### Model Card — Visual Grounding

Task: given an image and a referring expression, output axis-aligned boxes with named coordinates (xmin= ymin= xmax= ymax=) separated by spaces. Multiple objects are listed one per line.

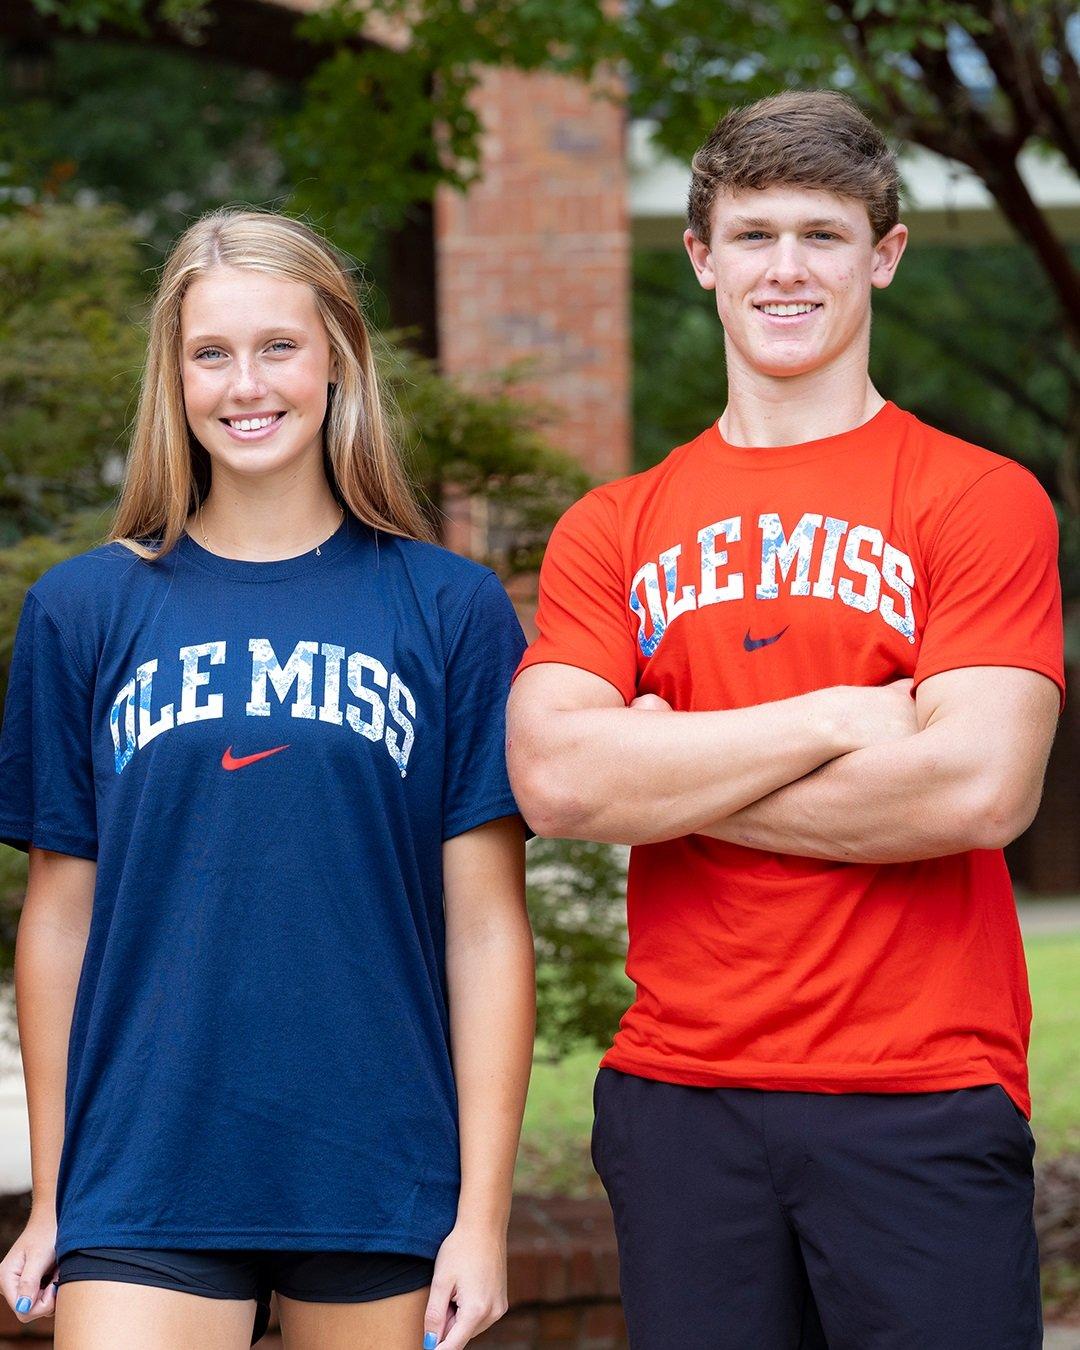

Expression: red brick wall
xmin=435 ymin=67 xmax=631 ymax=485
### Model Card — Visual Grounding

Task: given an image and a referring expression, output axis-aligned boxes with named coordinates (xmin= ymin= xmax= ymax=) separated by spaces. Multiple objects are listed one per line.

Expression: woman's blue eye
xmin=193 ymin=341 xmax=295 ymax=359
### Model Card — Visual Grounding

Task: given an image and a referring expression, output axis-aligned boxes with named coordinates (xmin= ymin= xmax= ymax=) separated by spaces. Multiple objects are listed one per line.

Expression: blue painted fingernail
xmin=16 ymin=1296 xmax=31 ymax=1313
xmin=423 ymin=1334 xmax=438 ymax=1350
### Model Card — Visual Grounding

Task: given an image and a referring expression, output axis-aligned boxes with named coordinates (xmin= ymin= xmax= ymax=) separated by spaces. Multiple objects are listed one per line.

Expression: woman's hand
xmin=423 ymin=1218 xmax=509 ymax=1349
xmin=0 ymin=1210 xmax=59 ymax=1324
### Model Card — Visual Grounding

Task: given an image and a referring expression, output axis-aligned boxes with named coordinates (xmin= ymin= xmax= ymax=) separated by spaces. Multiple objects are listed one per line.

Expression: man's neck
xmin=720 ymin=351 xmax=886 ymax=449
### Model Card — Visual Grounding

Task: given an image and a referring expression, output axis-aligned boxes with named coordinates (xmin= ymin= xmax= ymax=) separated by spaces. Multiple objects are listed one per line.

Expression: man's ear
xmin=683 ymin=228 xmax=717 ymax=291
xmin=870 ymin=222 xmax=908 ymax=291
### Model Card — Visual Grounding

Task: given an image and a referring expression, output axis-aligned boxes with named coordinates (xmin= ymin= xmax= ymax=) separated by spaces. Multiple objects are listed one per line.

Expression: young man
xmin=507 ymin=91 xmax=1063 ymax=1348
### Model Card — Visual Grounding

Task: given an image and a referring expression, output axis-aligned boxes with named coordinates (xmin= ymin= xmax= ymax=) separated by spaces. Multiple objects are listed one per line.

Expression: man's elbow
xmin=962 ymin=775 xmax=1042 ymax=852
xmin=508 ymin=750 xmax=594 ymax=840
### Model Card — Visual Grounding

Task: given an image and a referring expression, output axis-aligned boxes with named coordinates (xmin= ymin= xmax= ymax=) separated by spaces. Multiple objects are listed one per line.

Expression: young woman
xmin=0 ymin=209 xmax=535 ymax=1350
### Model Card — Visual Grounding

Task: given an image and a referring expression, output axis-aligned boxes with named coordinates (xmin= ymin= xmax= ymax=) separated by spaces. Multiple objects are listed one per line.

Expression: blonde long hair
xmin=110 ymin=209 xmax=434 ymax=559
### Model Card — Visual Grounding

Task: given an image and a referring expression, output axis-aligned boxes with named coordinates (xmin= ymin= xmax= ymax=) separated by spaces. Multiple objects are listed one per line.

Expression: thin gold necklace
xmin=197 ymin=504 xmax=345 ymax=558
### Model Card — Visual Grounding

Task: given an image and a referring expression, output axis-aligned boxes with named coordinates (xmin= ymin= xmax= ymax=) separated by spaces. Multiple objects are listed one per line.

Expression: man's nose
xmin=764 ymin=237 xmax=810 ymax=287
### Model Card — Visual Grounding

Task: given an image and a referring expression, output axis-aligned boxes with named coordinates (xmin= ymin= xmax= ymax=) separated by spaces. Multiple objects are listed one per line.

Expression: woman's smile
xmin=219 ymin=411 xmax=287 ymax=441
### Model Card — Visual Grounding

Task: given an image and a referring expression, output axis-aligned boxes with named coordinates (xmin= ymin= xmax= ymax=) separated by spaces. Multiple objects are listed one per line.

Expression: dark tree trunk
xmin=971 ymin=153 xmax=1080 ymax=349
xmin=385 ymin=198 xmax=440 ymax=361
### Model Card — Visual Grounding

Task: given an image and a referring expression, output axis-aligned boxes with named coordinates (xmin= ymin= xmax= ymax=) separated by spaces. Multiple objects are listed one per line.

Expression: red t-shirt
xmin=515 ymin=401 xmax=1064 ymax=1115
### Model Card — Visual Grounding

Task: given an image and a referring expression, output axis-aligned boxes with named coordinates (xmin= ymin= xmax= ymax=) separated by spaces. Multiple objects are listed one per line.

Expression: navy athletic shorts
xmin=55 ymin=1247 xmax=435 ymax=1345
xmin=591 ymin=1067 xmax=1041 ymax=1349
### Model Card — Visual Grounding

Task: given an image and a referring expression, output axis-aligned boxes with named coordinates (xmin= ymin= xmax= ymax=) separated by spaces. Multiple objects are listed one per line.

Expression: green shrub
xmin=527 ymin=838 xmax=630 ymax=1058
xmin=0 ymin=204 xmax=147 ymax=543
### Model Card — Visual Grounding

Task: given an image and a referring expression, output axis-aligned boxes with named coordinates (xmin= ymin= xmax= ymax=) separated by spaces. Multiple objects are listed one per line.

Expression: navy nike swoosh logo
xmin=743 ymin=626 xmax=789 ymax=652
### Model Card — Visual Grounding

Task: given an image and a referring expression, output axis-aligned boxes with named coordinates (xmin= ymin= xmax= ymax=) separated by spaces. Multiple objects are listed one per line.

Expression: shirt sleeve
xmin=441 ymin=571 xmax=528 ymax=842
xmin=914 ymin=461 xmax=1065 ymax=705
xmin=0 ymin=591 xmax=98 ymax=859
xmin=513 ymin=489 xmax=639 ymax=704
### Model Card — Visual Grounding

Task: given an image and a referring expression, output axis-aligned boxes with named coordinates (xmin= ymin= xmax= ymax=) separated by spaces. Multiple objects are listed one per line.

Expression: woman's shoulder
xmin=367 ymin=532 xmax=517 ymax=645
xmin=370 ymin=531 xmax=501 ymax=596
xmin=27 ymin=540 xmax=163 ymax=626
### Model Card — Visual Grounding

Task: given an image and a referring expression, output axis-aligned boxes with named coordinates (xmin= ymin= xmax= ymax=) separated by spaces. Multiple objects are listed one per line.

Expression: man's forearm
xmin=512 ymin=689 xmax=862 ymax=846
xmin=700 ymin=723 xmax=1014 ymax=863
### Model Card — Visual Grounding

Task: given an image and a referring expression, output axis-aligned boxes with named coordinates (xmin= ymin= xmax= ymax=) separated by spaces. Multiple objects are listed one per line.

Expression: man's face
xmin=683 ymin=185 xmax=907 ymax=381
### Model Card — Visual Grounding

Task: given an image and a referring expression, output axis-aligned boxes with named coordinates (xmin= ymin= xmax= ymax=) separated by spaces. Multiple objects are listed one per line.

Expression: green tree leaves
xmin=0 ymin=205 xmax=145 ymax=543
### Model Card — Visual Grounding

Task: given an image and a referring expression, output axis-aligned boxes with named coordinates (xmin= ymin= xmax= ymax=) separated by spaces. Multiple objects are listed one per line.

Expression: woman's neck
xmin=190 ymin=466 xmax=344 ymax=562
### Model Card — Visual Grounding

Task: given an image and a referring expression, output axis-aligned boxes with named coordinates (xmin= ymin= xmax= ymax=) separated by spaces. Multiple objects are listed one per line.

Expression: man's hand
xmin=835 ymin=679 xmax=918 ymax=746
xmin=695 ymin=667 xmax=1060 ymax=863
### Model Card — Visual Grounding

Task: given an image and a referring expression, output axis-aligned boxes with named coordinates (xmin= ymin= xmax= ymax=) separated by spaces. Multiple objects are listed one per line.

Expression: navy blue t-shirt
xmin=0 ymin=514 xmax=526 ymax=1258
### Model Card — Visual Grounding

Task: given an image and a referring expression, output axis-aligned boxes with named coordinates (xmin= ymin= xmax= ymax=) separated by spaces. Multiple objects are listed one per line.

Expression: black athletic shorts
xmin=592 ymin=1067 xmax=1041 ymax=1349
xmin=56 ymin=1247 xmax=435 ymax=1345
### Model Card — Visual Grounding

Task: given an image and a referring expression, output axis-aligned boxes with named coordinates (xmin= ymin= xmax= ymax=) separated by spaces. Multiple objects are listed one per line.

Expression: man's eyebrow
xmin=723 ymin=216 xmax=851 ymax=231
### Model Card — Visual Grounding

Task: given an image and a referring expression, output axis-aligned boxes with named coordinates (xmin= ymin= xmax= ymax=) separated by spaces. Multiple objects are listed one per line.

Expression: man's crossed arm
xmin=507 ymin=664 xmax=1060 ymax=863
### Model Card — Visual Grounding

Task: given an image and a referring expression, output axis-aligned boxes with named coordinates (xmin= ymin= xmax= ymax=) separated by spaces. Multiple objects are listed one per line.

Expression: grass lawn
xmin=516 ymin=928 xmax=1080 ymax=1194
xmin=1028 ymin=931 xmax=1080 ymax=1157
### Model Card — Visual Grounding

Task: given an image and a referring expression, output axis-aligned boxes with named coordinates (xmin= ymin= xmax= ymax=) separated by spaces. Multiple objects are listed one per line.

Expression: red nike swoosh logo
xmin=221 ymin=744 xmax=290 ymax=770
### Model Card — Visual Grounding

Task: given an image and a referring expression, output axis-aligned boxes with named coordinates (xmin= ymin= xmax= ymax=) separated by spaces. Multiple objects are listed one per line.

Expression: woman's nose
xmin=230 ymin=359 xmax=268 ymax=400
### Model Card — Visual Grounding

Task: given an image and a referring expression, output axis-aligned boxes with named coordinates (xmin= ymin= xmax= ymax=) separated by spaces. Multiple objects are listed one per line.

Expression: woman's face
xmin=180 ymin=266 xmax=338 ymax=485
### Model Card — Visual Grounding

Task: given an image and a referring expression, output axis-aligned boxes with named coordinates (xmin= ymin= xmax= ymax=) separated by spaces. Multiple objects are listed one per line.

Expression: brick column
xmin=435 ymin=66 xmax=631 ymax=488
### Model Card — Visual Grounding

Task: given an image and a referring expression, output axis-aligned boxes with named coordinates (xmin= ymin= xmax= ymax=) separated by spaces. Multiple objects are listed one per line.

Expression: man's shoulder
xmin=895 ymin=405 xmax=1027 ymax=492
xmin=892 ymin=407 xmax=1056 ymax=557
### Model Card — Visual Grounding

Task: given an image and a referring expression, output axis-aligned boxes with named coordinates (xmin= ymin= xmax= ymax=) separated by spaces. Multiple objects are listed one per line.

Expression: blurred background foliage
xmin=0 ymin=205 xmax=145 ymax=542
xmin=0 ymin=39 xmax=295 ymax=254
xmin=526 ymin=839 xmax=631 ymax=1060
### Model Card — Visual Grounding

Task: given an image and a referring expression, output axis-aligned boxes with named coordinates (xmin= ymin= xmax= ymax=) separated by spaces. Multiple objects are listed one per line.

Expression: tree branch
xmin=834 ymin=3 xmax=1080 ymax=346
xmin=977 ymin=1 xmax=1080 ymax=176
xmin=1049 ymin=2 xmax=1080 ymax=117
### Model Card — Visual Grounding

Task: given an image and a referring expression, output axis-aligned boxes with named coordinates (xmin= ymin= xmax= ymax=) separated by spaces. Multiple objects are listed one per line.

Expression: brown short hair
xmin=688 ymin=91 xmax=900 ymax=244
